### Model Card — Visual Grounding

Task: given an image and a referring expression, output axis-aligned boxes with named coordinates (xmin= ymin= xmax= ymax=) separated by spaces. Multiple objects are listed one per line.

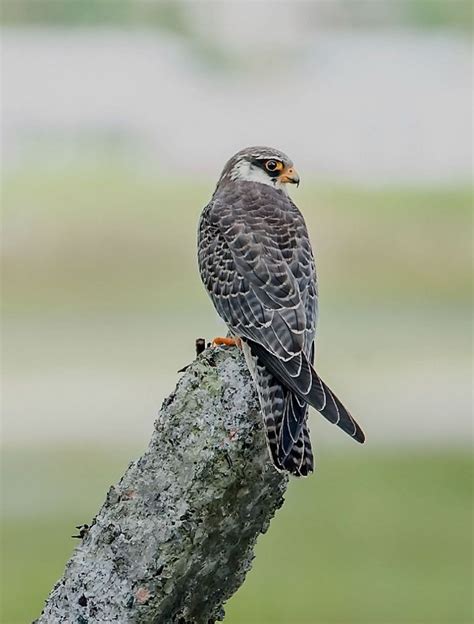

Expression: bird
xmin=198 ymin=146 xmax=365 ymax=476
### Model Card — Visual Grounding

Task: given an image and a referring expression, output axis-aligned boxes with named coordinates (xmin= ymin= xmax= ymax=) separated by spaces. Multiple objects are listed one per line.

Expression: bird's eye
xmin=265 ymin=159 xmax=282 ymax=172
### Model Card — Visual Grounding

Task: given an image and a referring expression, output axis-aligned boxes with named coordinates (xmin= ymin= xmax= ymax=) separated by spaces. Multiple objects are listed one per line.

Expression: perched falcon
xmin=198 ymin=146 xmax=365 ymax=476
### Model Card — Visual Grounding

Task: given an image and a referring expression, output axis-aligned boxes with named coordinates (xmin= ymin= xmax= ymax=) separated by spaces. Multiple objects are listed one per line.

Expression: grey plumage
xmin=198 ymin=146 xmax=365 ymax=476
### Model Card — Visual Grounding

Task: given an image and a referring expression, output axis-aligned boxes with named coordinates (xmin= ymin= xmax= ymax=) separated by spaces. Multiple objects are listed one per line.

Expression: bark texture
xmin=35 ymin=346 xmax=288 ymax=624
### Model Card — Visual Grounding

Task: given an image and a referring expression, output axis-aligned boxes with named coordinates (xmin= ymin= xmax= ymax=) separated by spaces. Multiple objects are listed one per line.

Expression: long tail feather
xmin=247 ymin=339 xmax=365 ymax=444
xmin=309 ymin=373 xmax=365 ymax=443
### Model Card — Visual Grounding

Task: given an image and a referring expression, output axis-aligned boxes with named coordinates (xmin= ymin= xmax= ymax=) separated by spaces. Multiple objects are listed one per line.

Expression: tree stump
xmin=35 ymin=346 xmax=288 ymax=624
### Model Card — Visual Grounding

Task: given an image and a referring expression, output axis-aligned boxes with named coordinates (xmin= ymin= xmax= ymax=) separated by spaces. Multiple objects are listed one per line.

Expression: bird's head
xmin=216 ymin=146 xmax=300 ymax=193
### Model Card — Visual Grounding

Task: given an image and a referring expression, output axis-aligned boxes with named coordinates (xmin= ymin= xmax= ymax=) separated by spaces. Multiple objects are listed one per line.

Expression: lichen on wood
xmin=35 ymin=346 xmax=288 ymax=624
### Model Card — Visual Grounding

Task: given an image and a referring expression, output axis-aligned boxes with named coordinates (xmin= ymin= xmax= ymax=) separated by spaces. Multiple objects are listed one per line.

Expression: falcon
xmin=198 ymin=146 xmax=365 ymax=476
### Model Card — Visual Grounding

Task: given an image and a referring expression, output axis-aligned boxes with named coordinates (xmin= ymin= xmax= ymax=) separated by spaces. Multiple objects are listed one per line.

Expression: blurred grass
xmin=1 ymin=448 xmax=472 ymax=623
xmin=2 ymin=0 xmax=472 ymax=32
xmin=2 ymin=164 xmax=471 ymax=317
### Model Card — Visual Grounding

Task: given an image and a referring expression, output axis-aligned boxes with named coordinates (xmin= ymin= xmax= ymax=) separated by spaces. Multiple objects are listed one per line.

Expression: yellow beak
xmin=279 ymin=166 xmax=300 ymax=186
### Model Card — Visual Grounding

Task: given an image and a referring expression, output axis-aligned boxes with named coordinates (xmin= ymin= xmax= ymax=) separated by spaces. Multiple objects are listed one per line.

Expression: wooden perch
xmin=35 ymin=346 xmax=288 ymax=624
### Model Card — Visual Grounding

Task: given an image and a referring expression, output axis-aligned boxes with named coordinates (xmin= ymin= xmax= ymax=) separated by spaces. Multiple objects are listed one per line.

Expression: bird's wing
xmin=199 ymin=190 xmax=316 ymax=368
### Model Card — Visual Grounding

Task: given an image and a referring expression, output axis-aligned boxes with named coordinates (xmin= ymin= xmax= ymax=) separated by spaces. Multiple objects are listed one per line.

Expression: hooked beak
xmin=279 ymin=166 xmax=300 ymax=187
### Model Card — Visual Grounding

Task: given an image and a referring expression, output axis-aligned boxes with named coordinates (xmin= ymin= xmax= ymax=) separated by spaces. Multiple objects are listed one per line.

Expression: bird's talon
xmin=212 ymin=336 xmax=242 ymax=348
xmin=72 ymin=523 xmax=90 ymax=539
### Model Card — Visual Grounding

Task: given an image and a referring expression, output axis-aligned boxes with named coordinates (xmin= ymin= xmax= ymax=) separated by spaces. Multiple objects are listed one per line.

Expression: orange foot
xmin=212 ymin=336 xmax=242 ymax=348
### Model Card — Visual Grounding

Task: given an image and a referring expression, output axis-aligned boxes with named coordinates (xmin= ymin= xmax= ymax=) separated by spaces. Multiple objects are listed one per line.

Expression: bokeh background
xmin=1 ymin=1 xmax=472 ymax=623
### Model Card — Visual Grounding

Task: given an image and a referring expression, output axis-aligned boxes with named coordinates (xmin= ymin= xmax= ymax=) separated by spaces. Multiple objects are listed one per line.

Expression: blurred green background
xmin=1 ymin=2 xmax=472 ymax=623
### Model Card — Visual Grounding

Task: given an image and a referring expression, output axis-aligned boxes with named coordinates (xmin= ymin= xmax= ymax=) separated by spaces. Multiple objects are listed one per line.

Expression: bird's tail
xmin=243 ymin=344 xmax=314 ymax=477
xmin=277 ymin=390 xmax=313 ymax=476
xmin=258 ymin=379 xmax=314 ymax=477
xmin=247 ymin=355 xmax=286 ymax=471
xmin=280 ymin=418 xmax=314 ymax=477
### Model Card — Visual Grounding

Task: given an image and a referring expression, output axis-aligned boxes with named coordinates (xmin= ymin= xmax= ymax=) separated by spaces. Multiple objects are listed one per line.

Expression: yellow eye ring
xmin=265 ymin=159 xmax=283 ymax=172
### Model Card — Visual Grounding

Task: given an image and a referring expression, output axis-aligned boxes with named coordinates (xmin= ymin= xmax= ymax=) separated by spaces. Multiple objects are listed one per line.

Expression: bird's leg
xmin=212 ymin=336 xmax=242 ymax=348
